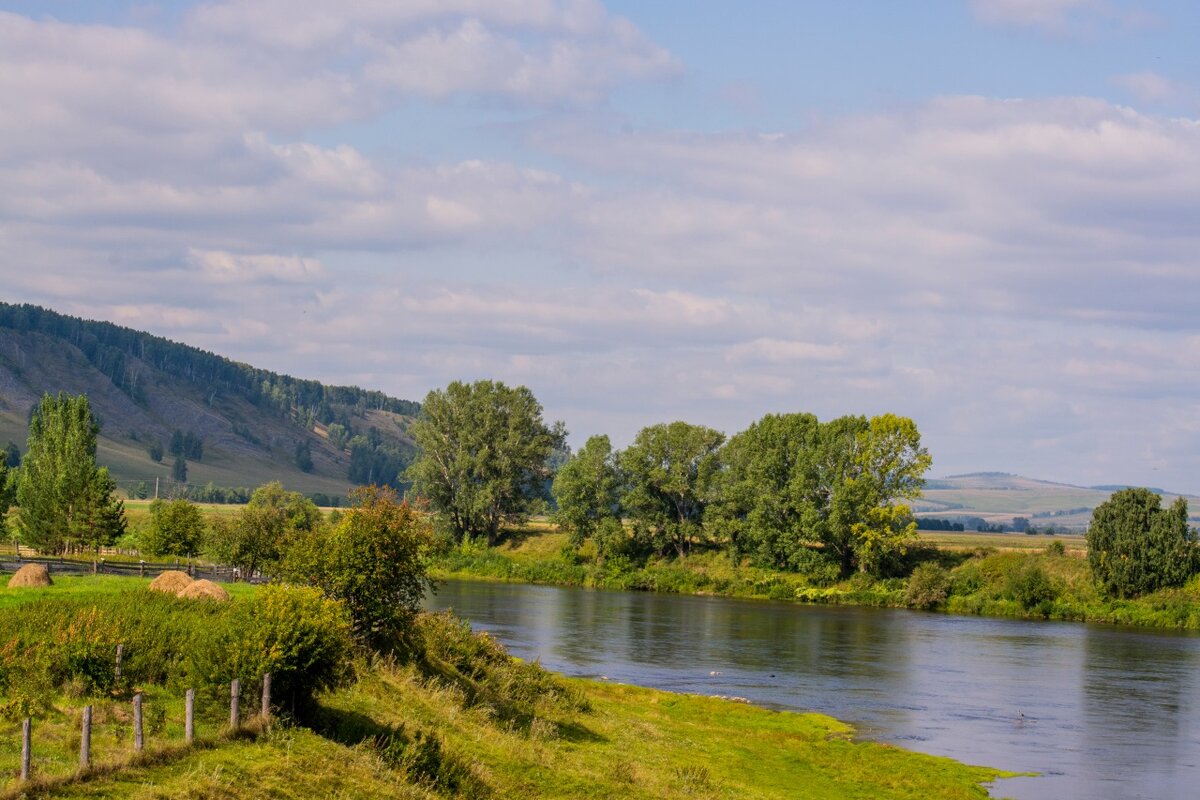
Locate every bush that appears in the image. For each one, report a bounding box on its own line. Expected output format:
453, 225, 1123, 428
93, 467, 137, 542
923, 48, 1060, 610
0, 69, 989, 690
283, 486, 432, 650
1007, 564, 1058, 611
905, 563, 950, 609
186, 584, 353, 711
789, 547, 842, 587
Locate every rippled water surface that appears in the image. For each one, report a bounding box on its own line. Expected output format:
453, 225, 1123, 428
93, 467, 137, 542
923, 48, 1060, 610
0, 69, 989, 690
426, 580, 1200, 799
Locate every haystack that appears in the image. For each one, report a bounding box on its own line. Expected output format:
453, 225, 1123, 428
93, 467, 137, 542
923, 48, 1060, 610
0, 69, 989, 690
177, 579, 231, 601
7, 563, 53, 588
148, 570, 194, 594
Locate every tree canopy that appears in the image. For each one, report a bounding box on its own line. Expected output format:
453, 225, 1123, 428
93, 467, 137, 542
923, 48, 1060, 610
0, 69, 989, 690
551, 434, 622, 546
1087, 488, 1197, 598
407, 380, 565, 544
15, 392, 126, 553
620, 421, 725, 558
207, 481, 322, 577
141, 498, 206, 557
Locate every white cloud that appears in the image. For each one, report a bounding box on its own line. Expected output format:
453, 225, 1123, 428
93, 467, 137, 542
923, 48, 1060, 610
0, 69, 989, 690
969, 0, 1153, 33
188, 249, 326, 283
1112, 70, 1179, 103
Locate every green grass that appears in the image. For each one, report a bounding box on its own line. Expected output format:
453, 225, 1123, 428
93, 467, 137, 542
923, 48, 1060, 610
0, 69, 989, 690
5, 663, 1009, 800
0, 575, 257, 611
0, 579, 1012, 799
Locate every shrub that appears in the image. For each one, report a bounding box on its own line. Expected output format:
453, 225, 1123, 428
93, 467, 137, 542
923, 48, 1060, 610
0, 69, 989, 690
1045, 540, 1066, 557
283, 486, 432, 650
949, 564, 984, 596
1087, 488, 1197, 598
186, 584, 353, 711
905, 563, 950, 609
1007, 564, 1058, 611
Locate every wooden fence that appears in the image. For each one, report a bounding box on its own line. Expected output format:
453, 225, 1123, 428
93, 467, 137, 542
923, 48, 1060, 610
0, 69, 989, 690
13, 664, 272, 786
0, 554, 257, 584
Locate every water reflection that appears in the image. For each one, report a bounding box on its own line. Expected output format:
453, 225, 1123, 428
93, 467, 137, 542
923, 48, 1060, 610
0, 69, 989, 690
426, 581, 1200, 800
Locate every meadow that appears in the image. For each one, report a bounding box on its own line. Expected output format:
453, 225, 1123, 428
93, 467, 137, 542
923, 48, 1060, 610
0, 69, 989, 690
0, 577, 1009, 799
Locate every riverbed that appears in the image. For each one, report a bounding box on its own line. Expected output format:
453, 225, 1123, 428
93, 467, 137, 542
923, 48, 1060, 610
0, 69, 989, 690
426, 579, 1200, 800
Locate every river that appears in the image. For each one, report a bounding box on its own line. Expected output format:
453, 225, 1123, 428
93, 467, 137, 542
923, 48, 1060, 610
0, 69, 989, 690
425, 580, 1200, 800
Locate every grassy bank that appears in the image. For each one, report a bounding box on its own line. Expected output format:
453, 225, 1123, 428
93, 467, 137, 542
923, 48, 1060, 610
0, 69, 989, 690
0, 577, 1009, 799
429, 528, 1200, 630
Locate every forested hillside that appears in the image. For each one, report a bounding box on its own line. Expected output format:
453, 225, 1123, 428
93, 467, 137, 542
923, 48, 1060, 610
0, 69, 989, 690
0, 303, 418, 499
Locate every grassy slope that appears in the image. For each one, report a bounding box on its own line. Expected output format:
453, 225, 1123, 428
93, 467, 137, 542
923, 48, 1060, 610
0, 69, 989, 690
0, 578, 1009, 800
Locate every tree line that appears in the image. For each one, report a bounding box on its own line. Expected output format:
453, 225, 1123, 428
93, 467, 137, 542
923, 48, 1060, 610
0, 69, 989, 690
0, 301, 419, 428
405, 380, 931, 578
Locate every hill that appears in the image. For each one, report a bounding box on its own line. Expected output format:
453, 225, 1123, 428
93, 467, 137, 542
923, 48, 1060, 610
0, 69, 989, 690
915, 472, 1200, 531
0, 302, 419, 499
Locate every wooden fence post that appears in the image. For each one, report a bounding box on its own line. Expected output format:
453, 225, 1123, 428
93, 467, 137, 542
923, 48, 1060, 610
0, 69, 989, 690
230, 679, 240, 729
115, 643, 124, 683
20, 718, 31, 782
80, 705, 92, 771
133, 693, 144, 752
185, 688, 195, 744
139, 560, 145, 578
261, 673, 271, 721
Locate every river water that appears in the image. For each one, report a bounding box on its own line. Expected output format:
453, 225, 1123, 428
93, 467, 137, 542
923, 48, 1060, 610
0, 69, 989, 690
425, 580, 1200, 799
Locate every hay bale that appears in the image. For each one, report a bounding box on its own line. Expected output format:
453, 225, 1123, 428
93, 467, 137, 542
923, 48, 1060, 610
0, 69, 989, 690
7, 563, 52, 588
177, 579, 231, 602
148, 570, 194, 594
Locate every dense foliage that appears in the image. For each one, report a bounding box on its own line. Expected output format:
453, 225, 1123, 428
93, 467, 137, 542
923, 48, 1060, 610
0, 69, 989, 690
0, 586, 352, 717
283, 486, 433, 648
1087, 488, 1197, 598
15, 392, 126, 553
552, 411, 931, 577
142, 498, 207, 557
407, 380, 566, 544
207, 482, 322, 577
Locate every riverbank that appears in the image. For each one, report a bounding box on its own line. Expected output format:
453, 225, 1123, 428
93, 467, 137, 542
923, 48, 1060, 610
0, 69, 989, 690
429, 528, 1200, 630
0, 576, 1008, 799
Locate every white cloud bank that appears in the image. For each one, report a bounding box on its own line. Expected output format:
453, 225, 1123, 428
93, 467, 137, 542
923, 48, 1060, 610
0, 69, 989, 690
1, 4, 1198, 491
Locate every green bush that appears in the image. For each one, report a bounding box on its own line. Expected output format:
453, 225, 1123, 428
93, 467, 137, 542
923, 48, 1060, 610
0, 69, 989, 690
1007, 564, 1058, 611
186, 584, 353, 710
905, 563, 950, 609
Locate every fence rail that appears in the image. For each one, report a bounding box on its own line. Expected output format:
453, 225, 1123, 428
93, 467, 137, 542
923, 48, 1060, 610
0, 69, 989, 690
0, 554, 257, 584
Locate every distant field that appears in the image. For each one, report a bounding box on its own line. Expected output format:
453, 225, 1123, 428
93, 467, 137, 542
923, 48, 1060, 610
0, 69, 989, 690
918, 530, 1087, 554
915, 472, 1200, 531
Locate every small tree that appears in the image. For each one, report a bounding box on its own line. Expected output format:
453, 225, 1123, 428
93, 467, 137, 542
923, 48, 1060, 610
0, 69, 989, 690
1087, 488, 1197, 598
16, 393, 126, 553
552, 435, 622, 547
207, 481, 322, 577
283, 486, 433, 649
172, 456, 188, 484
142, 498, 206, 557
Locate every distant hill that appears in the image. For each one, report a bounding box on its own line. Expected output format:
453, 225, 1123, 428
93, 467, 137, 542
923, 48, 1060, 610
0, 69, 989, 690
0, 302, 419, 499
916, 472, 1200, 532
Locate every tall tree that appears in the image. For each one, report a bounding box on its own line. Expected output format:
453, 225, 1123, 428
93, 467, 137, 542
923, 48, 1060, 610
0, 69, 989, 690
708, 412, 822, 568
407, 380, 565, 544
552, 434, 622, 546
620, 421, 725, 558
141, 498, 205, 557
16, 393, 126, 553
1087, 488, 1197, 598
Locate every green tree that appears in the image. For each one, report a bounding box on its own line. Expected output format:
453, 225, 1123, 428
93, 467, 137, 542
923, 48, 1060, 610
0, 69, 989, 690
172, 455, 188, 484
207, 481, 322, 577
708, 412, 822, 568
0, 458, 11, 538
407, 380, 566, 544
3, 441, 19, 468
16, 393, 126, 553
620, 421, 725, 558
1087, 488, 1197, 598
141, 498, 205, 557
813, 414, 930, 576
282, 486, 433, 648
552, 435, 622, 547
147, 440, 163, 463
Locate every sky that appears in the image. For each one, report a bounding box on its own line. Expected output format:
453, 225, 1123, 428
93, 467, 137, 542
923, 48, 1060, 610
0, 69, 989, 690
2, 0, 1199, 492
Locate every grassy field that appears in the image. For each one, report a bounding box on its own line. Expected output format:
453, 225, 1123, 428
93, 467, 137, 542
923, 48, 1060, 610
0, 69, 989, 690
0, 577, 1011, 799
0, 574, 258, 611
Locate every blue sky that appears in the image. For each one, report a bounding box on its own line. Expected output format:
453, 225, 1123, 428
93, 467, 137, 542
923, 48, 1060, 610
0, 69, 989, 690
2, 0, 1199, 492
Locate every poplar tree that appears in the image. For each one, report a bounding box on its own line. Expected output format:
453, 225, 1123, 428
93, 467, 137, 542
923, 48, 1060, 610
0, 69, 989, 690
16, 393, 126, 553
